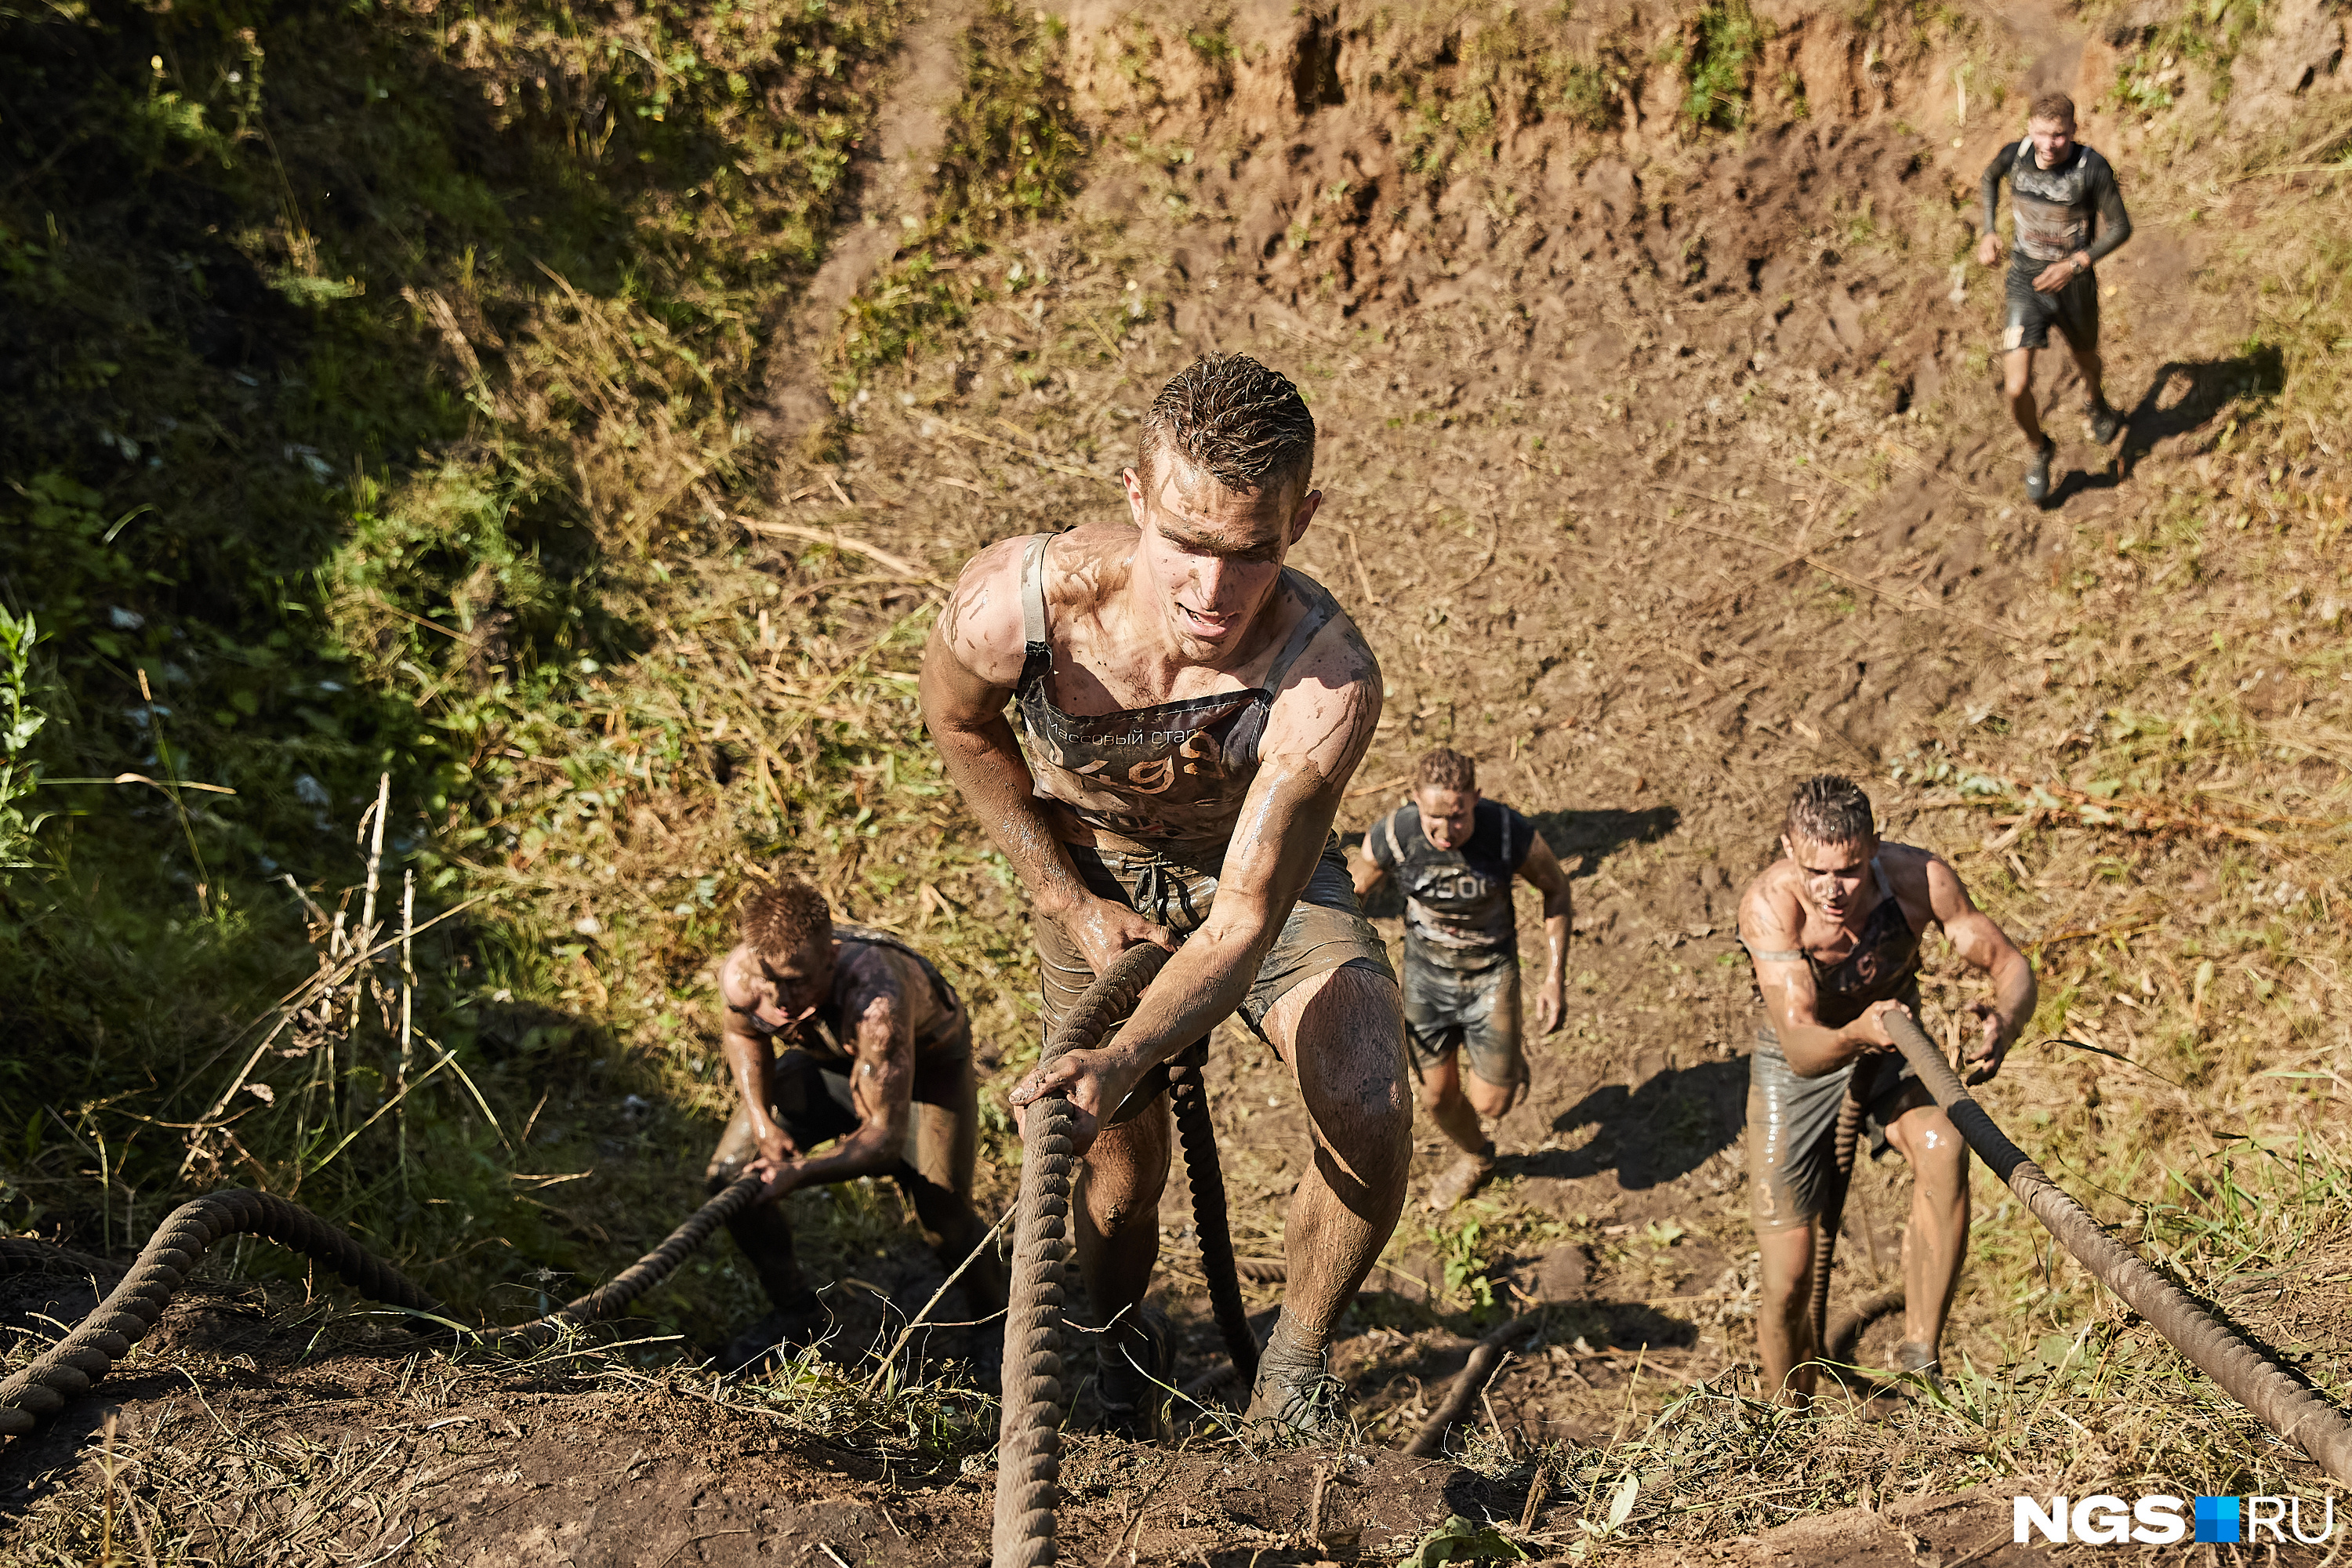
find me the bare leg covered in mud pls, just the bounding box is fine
[1073,965,1410,1426]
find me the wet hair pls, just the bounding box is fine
[1138,354,1316,505]
[1783,775,1875,848]
[1412,747,1478,794]
[739,877,830,959]
[2028,92,2077,128]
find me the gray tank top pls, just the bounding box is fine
[1012,532,1340,855]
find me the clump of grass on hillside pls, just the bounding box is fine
[837,0,1091,379]
[0,0,1059,1345]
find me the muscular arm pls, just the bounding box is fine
[1012,617,1385,1143]
[1924,855,2037,1084]
[1517,835,1573,1034]
[1740,884,1892,1080]
[775,969,916,1189]
[919,537,1177,962]
[720,1012,792,1169]
[1348,841,1388,901]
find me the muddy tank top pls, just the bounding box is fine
[1369,799,1532,967]
[1012,532,1340,858]
[733,926,964,1062]
[1749,860,1923,1029]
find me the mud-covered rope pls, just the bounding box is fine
[1170,1043,1258,1387]
[1886,1011,2352,1486]
[0,1189,442,1439]
[1807,1080,1866,1354]
[991,943,1168,1568]
[0,1177,766,1440]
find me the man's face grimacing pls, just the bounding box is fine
[1784,833,1878,924]
[2027,114,2075,168]
[751,940,833,1032]
[1124,456,1320,659]
[1414,785,1479,851]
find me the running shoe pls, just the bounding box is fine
[1094,1304,1174,1439]
[1425,1139,1498,1212]
[2024,436,2056,503]
[1896,1339,1944,1395]
[1243,1311,1348,1439]
[2085,400,2123,445]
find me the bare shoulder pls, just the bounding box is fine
[938,533,1034,686]
[1738,858,1802,935]
[1042,521,1140,614]
[1261,585,1381,769]
[1876,841,1969,923]
[715,942,757,1007]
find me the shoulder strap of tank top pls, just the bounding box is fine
[1018,533,1052,650]
[1498,804,1515,870]
[1382,809,1405,866]
[835,924,959,1015]
[1260,570,1341,695]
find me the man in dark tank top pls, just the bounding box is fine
[1737,776,2035,1404]
[922,354,1404,1437]
[705,877,1004,1370]
[1349,747,1572,1211]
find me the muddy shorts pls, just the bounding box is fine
[705,1029,978,1197]
[1745,990,1929,1233]
[1401,947,1525,1088]
[1036,832,1395,1043]
[2002,256,2099,353]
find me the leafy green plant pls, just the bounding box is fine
[0,607,49,871]
[1682,0,1762,129]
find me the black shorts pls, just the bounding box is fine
[2003,257,2098,353]
[1401,948,1524,1087]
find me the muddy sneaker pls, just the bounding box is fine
[1895,1340,1944,1394]
[2024,436,2057,503]
[1243,1312,1345,1439]
[1094,1305,1174,1440]
[720,1291,830,1375]
[1425,1141,1497,1212]
[2085,399,2123,445]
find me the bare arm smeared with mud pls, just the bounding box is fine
[717,946,916,1197]
[1742,847,2033,1083]
[920,534,1383,1148]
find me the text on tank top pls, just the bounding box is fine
[1011,532,1341,852]
[1374,799,1531,960]
[1751,860,1923,1029]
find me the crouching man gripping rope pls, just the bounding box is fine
[707,877,1007,1370]
[1738,775,2035,1402]
[919,353,1409,1437]
[1349,746,1572,1212]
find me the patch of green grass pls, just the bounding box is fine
[1682,0,1762,130]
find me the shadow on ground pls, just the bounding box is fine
[1509,1058,1747,1190]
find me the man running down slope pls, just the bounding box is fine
[920,353,1408,1436]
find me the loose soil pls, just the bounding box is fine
[9,0,2350,1559]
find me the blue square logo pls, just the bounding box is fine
[2194,1496,2241,1544]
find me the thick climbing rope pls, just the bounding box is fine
[993,943,1165,1568]
[1885,1011,2352,1486]
[990,942,1262,1568]
[1806,1081,1867,1352]
[0,1177,766,1440]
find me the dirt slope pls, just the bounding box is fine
[7,0,2350,1559]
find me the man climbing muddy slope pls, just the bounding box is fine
[707,877,1006,1369]
[1349,746,1571,1212]
[1976,91,2133,504]
[920,353,1407,1437]
[1738,775,2034,1403]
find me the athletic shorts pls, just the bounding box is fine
[705,1029,977,1195]
[1036,832,1395,1045]
[1401,947,1525,1088]
[1745,986,1932,1233]
[2003,257,2099,352]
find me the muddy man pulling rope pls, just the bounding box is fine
[921,352,1410,1439]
